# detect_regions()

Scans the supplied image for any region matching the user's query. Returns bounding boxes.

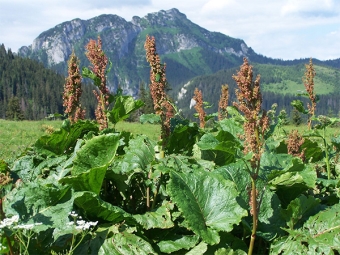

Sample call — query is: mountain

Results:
[12,8,340,120]
[17,8,277,96]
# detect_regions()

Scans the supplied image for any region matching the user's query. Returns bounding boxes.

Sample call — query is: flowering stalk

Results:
[144,35,174,210]
[144,35,174,149]
[193,88,206,128]
[233,58,269,255]
[63,51,85,123]
[218,84,229,120]
[287,129,305,161]
[85,36,110,130]
[304,58,317,130]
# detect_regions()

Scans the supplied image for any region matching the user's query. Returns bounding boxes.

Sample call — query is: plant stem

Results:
[323,127,331,179]
[146,168,152,211]
[248,178,258,255]
[152,150,164,210]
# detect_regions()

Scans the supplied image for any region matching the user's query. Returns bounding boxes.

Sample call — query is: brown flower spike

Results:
[233,58,269,170]
[85,36,110,130]
[193,88,206,128]
[63,51,85,123]
[218,84,229,120]
[287,129,305,161]
[304,58,317,130]
[144,35,173,146]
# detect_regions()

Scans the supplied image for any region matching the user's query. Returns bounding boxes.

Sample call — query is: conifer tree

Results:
[6,96,24,120]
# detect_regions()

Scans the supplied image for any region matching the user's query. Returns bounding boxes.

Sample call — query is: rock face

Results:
[18,8,256,96]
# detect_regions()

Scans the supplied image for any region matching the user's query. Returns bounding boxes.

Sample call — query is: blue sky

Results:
[0,0,339,60]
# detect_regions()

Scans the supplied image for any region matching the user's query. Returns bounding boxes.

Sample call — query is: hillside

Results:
[174,62,340,119]
[0,44,97,120]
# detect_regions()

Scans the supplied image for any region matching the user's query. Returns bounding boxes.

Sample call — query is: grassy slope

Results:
[0,120,160,163]
[258,64,340,95]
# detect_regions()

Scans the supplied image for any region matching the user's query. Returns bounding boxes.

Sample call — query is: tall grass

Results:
[0,120,160,163]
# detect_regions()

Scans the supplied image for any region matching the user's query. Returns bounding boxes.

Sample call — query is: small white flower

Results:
[69,211,78,217]
[76,220,86,226]
[13,224,34,230]
[0,215,20,228]
[67,222,74,226]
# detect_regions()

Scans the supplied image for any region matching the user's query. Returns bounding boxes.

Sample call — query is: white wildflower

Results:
[0,215,19,228]
[69,211,78,217]
[13,224,35,230]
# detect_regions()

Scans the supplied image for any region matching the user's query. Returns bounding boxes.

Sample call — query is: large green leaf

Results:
[107,95,144,125]
[98,232,157,255]
[301,138,323,162]
[167,169,247,245]
[281,195,321,230]
[60,134,120,194]
[291,100,308,114]
[3,180,73,232]
[133,201,174,230]
[71,133,120,176]
[167,119,199,155]
[271,203,340,254]
[73,191,132,223]
[185,242,208,255]
[119,135,155,174]
[265,155,317,205]
[59,165,108,194]
[157,235,200,254]
[214,161,249,207]
[257,189,286,241]
[218,118,243,143]
[34,120,98,155]
[197,133,238,166]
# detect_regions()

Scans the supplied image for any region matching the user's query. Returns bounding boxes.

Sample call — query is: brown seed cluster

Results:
[85,36,110,130]
[193,88,206,128]
[144,35,173,146]
[233,58,269,170]
[218,84,229,121]
[63,51,85,123]
[287,129,305,161]
[304,58,317,130]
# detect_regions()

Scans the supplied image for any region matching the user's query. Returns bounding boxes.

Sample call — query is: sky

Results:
[0,0,339,60]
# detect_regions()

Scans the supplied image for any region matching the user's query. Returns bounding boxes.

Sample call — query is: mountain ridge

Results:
[16,8,266,95]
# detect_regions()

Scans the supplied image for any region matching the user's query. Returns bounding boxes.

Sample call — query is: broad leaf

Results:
[107,95,144,125]
[71,133,120,176]
[291,100,308,114]
[35,120,98,155]
[185,242,208,255]
[98,232,157,255]
[60,134,120,194]
[3,180,73,232]
[133,201,174,230]
[157,235,200,254]
[59,165,108,194]
[74,191,132,223]
[167,119,199,155]
[168,169,247,245]
[197,133,238,166]
[281,195,321,230]
[271,203,340,254]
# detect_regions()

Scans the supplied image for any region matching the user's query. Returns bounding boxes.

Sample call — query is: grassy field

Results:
[0,120,160,163]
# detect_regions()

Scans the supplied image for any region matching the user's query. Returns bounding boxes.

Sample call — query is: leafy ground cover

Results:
[1,38,340,255]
